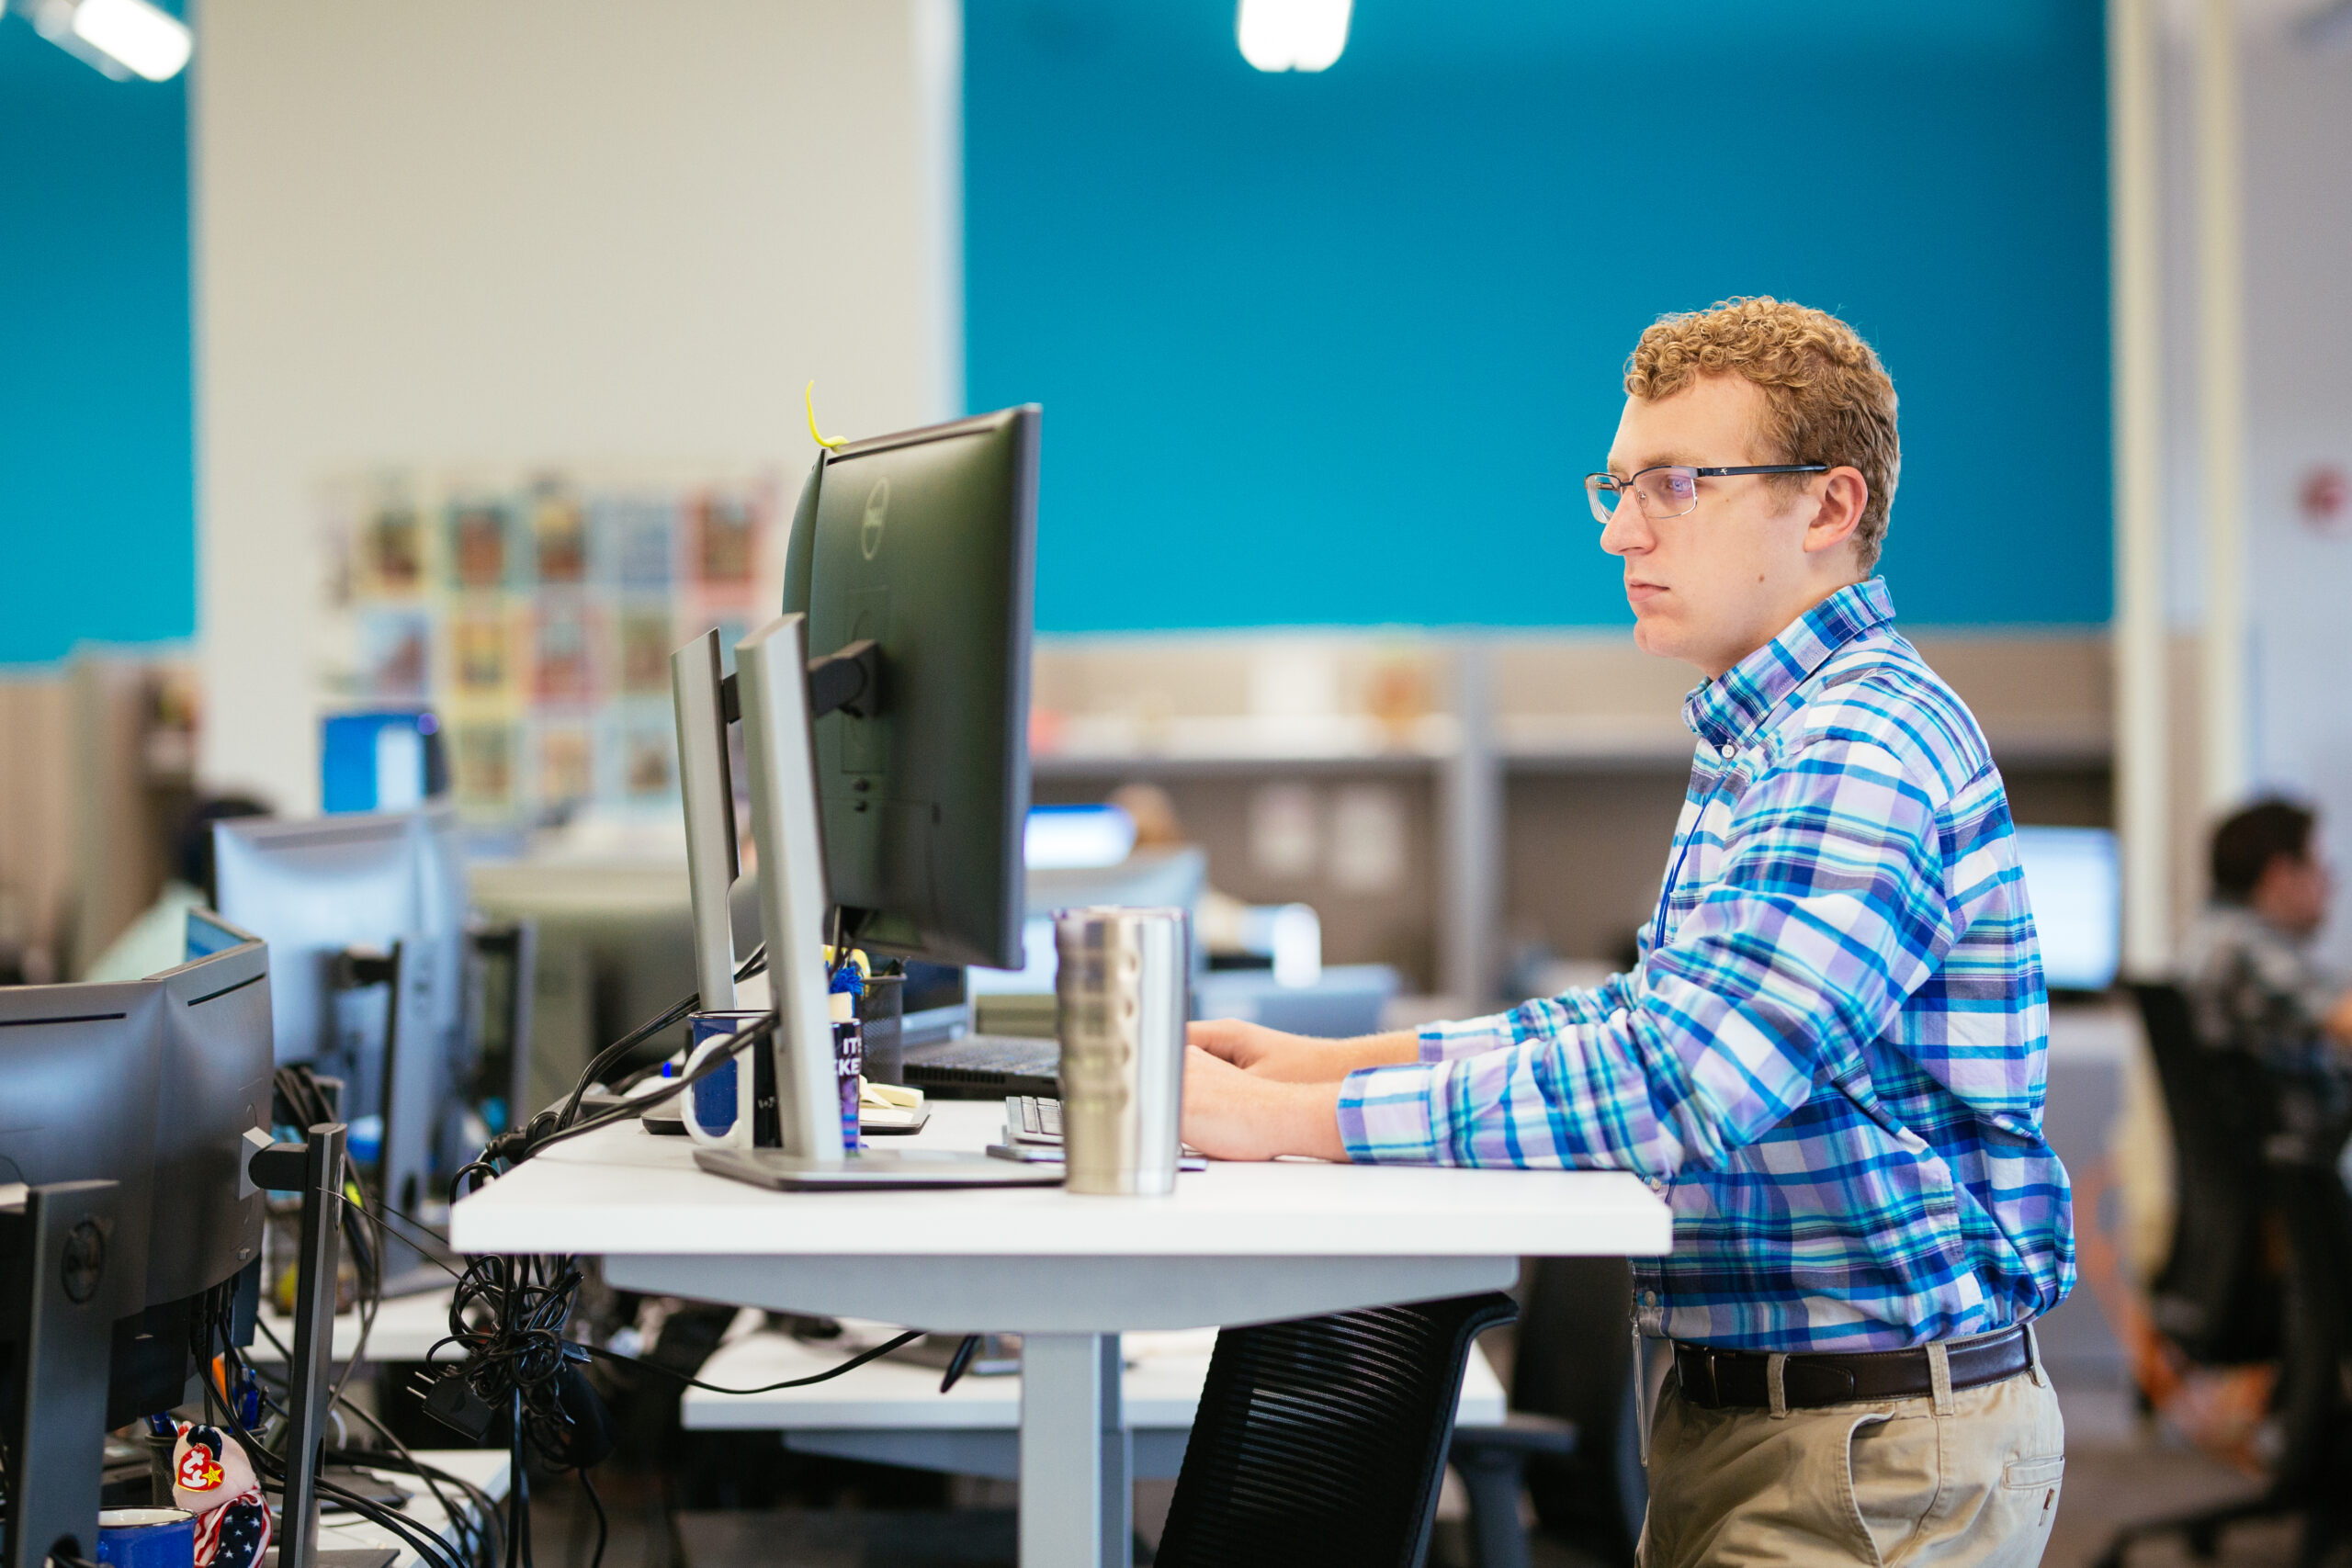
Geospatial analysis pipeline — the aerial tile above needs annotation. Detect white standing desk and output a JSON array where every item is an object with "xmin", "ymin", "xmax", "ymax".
[
  {"xmin": 249, "ymin": 1289, "xmax": 461, "ymax": 1366},
  {"xmin": 678, "ymin": 1325, "xmax": 1510, "ymax": 1481},
  {"xmin": 449, "ymin": 1100, "xmax": 1668, "ymax": 1568}
]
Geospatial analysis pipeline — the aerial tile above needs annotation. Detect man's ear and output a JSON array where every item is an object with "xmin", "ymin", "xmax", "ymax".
[{"xmin": 1801, "ymin": 467, "xmax": 1869, "ymax": 558}]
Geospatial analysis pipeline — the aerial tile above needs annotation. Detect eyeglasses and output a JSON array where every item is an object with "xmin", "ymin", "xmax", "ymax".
[{"xmin": 1584, "ymin": 464, "xmax": 1830, "ymax": 525}]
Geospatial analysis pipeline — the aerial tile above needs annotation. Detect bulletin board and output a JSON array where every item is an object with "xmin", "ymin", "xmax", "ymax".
[{"xmin": 321, "ymin": 470, "xmax": 782, "ymax": 824}]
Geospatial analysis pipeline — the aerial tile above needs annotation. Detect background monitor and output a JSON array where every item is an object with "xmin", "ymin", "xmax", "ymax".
[
  {"xmin": 213, "ymin": 809, "xmax": 467, "ymax": 1213},
  {"xmin": 0, "ymin": 921, "xmax": 273, "ymax": 1426},
  {"xmin": 321, "ymin": 709, "xmax": 447, "ymax": 815},
  {"xmin": 149, "ymin": 913, "xmax": 274, "ymax": 1305},
  {"xmin": 0, "ymin": 983, "xmax": 168, "ymax": 1313},
  {"xmin": 211, "ymin": 809, "xmax": 465, "ymax": 1067},
  {"xmin": 967, "ymin": 847, "xmax": 1213, "ymax": 998},
  {"xmin": 781, "ymin": 405, "xmax": 1040, "ymax": 970},
  {"xmin": 2013, "ymin": 825, "xmax": 2122, "ymax": 994}
]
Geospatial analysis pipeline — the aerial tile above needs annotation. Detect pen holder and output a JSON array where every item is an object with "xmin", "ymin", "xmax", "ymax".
[{"xmin": 859, "ymin": 971, "xmax": 905, "ymax": 1087}]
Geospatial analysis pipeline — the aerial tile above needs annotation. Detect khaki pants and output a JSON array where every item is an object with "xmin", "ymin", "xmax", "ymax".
[{"xmin": 1637, "ymin": 1361, "xmax": 2065, "ymax": 1568}]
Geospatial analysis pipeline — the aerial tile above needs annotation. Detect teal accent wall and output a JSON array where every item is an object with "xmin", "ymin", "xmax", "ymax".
[
  {"xmin": 967, "ymin": 1, "xmax": 2113, "ymax": 632},
  {"xmin": 0, "ymin": 14, "xmax": 193, "ymax": 666}
]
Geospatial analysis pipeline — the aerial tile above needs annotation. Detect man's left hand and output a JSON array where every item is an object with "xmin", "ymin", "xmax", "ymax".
[{"xmin": 1181, "ymin": 1046, "xmax": 1348, "ymax": 1162}]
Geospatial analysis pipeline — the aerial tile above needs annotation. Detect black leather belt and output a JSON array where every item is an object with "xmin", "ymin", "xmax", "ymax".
[{"xmin": 1672, "ymin": 1325, "xmax": 2032, "ymax": 1411}]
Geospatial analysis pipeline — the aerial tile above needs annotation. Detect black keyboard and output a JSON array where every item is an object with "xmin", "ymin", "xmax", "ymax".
[{"xmin": 900, "ymin": 1033, "xmax": 1059, "ymax": 1099}]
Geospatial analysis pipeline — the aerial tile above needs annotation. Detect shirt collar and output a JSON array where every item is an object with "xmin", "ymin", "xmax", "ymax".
[{"xmin": 1681, "ymin": 577, "xmax": 1896, "ymax": 749}]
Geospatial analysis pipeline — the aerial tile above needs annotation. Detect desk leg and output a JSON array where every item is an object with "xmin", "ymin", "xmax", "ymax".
[{"xmin": 1021, "ymin": 1332, "xmax": 1126, "ymax": 1567}]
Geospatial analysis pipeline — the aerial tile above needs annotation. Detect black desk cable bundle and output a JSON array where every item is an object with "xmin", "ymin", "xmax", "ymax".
[
  {"xmin": 190, "ymin": 1086, "xmax": 503, "ymax": 1568},
  {"xmin": 349, "ymin": 937, "xmax": 976, "ymax": 1567}
]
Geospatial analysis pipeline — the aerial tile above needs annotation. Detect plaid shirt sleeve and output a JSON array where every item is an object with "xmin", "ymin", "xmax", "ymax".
[
  {"xmin": 1339, "ymin": 733, "xmax": 1959, "ymax": 1175},
  {"xmin": 1417, "ymin": 971, "xmax": 1639, "ymax": 1063}
]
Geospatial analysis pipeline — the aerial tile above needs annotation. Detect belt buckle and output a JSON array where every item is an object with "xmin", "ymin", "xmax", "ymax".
[{"xmin": 1702, "ymin": 1348, "xmax": 1721, "ymax": 1406}]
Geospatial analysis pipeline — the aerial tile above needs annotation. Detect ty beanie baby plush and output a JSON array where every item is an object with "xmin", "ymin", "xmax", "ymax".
[{"xmin": 171, "ymin": 1423, "xmax": 271, "ymax": 1568}]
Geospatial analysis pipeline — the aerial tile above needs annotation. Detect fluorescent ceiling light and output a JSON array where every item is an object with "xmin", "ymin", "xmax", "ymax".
[
  {"xmin": 33, "ymin": 0, "xmax": 192, "ymax": 81},
  {"xmin": 1237, "ymin": 0, "xmax": 1352, "ymax": 73},
  {"xmin": 74, "ymin": 0, "xmax": 191, "ymax": 80}
]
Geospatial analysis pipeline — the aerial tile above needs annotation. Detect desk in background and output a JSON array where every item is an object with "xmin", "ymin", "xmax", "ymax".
[
  {"xmin": 680, "ymin": 1325, "xmax": 1507, "ymax": 1479},
  {"xmin": 298, "ymin": 1449, "xmax": 510, "ymax": 1568},
  {"xmin": 250, "ymin": 1289, "xmax": 461, "ymax": 1367}
]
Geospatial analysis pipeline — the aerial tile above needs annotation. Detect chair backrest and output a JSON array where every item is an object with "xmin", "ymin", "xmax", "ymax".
[
  {"xmin": 2130, "ymin": 980, "xmax": 2281, "ymax": 1364},
  {"xmin": 1510, "ymin": 1256, "xmax": 1645, "ymax": 1562},
  {"xmin": 1155, "ymin": 1292, "xmax": 1518, "ymax": 1568}
]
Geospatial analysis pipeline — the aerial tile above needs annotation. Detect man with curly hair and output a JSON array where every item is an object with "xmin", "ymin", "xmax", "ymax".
[{"xmin": 1183, "ymin": 298, "xmax": 2074, "ymax": 1566}]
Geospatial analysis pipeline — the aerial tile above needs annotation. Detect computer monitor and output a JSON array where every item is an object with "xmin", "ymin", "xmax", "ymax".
[
  {"xmin": 967, "ymin": 849, "xmax": 1212, "ymax": 999},
  {"xmin": 0, "ymin": 917, "xmax": 272, "ymax": 1420},
  {"xmin": 0, "ymin": 983, "xmax": 168, "ymax": 1314},
  {"xmin": 212, "ymin": 809, "xmax": 467, "ymax": 1214},
  {"xmin": 2013, "ymin": 825, "xmax": 2122, "ymax": 994},
  {"xmin": 782, "ymin": 404, "xmax": 1039, "ymax": 970},
  {"xmin": 151, "ymin": 912, "xmax": 275, "ymax": 1305},
  {"xmin": 1, "ymin": 918, "xmax": 272, "ymax": 1559},
  {"xmin": 677, "ymin": 407, "xmax": 1059, "ymax": 1190}
]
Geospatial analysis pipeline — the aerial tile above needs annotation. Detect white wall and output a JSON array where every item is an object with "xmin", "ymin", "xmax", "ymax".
[
  {"xmin": 195, "ymin": 0, "xmax": 961, "ymax": 813},
  {"xmin": 2240, "ymin": 26, "xmax": 2352, "ymax": 965},
  {"xmin": 2145, "ymin": 7, "xmax": 2352, "ymax": 963}
]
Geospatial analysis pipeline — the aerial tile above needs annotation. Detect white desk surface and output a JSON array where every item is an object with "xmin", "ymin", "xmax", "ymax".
[
  {"xmin": 311, "ymin": 1448, "xmax": 509, "ymax": 1566},
  {"xmin": 679, "ymin": 1326, "xmax": 1508, "ymax": 1433},
  {"xmin": 251, "ymin": 1289, "xmax": 460, "ymax": 1365},
  {"xmin": 448, "ymin": 1100, "xmax": 1668, "ymax": 1260}
]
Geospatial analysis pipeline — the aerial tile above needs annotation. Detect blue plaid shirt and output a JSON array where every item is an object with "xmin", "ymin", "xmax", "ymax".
[{"xmin": 1338, "ymin": 580, "xmax": 2074, "ymax": 1351}]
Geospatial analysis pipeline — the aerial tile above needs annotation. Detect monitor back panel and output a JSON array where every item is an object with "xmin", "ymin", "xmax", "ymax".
[
  {"xmin": 785, "ymin": 407, "xmax": 1038, "ymax": 970},
  {"xmin": 0, "ymin": 983, "xmax": 167, "ymax": 1311},
  {"xmin": 214, "ymin": 808, "xmax": 465, "ymax": 1064},
  {"xmin": 151, "ymin": 930, "xmax": 274, "ymax": 1303}
]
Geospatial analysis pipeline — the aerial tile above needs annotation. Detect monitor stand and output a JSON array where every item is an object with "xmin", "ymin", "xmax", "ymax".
[
  {"xmin": 693, "ymin": 1146, "xmax": 1063, "ymax": 1190},
  {"xmin": 710, "ymin": 615, "xmax": 1069, "ymax": 1196}
]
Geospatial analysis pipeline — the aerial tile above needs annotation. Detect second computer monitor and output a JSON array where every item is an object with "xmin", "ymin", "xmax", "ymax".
[
  {"xmin": 781, "ymin": 405, "xmax": 1039, "ymax": 971},
  {"xmin": 150, "ymin": 912, "xmax": 275, "ymax": 1305},
  {"xmin": 0, "ymin": 914, "xmax": 272, "ymax": 1315},
  {"xmin": 211, "ymin": 809, "xmax": 466, "ymax": 1067},
  {"xmin": 212, "ymin": 808, "xmax": 466, "ymax": 1213}
]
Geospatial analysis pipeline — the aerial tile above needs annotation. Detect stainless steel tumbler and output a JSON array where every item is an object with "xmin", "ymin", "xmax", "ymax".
[{"xmin": 1054, "ymin": 906, "xmax": 1190, "ymax": 1195}]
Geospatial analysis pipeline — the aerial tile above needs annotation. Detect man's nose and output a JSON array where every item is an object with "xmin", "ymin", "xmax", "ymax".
[{"xmin": 1600, "ymin": 501, "xmax": 1652, "ymax": 558}]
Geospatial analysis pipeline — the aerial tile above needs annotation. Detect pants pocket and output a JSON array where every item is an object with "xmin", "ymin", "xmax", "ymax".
[
  {"xmin": 2003, "ymin": 1455, "xmax": 2064, "ymax": 1490},
  {"xmin": 1845, "ymin": 1412, "xmax": 1935, "ymax": 1567},
  {"xmin": 2005, "ymin": 1454, "xmax": 2065, "ymax": 1542}
]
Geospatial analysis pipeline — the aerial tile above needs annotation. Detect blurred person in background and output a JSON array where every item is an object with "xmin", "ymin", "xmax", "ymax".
[
  {"xmin": 2185, "ymin": 798, "xmax": 2352, "ymax": 1122},
  {"xmin": 81, "ymin": 795, "xmax": 271, "ymax": 982}
]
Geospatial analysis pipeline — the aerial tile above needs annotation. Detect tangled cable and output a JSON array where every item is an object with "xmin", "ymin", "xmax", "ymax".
[
  {"xmin": 465, "ymin": 944, "xmax": 770, "ymax": 1179},
  {"xmin": 192, "ymin": 1280, "xmax": 497, "ymax": 1568}
]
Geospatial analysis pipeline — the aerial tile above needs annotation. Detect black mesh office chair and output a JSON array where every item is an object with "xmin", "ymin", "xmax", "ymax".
[
  {"xmin": 2135, "ymin": 982, "xmax": 2282, "ymax": 1366},
  {"xmin": 1155, "ymin": 1292, "xmax": 1520, "ymax": 1568},
  {"xmin": 1509, "ymin": 1256, "xmax": 1647, "ymax": 1566},
  {"xmin": 2094, "ymin": 981, "xmax": 2352, "ymax": 1567}
]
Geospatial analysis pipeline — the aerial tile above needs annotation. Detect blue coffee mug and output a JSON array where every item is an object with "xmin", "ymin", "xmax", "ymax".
[
  {"xmin": 96, "ymin": 1508, "xmax": 196, "ymax": 1568},
  {"xmin": 684, "ymin": 1010, "xmax": 768, "ymax": 1148}
]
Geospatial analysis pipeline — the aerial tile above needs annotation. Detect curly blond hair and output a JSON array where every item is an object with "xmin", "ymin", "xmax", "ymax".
[{"xmin": 1623, "ymin": 297, "xmax": 1900, "ymax": 570}]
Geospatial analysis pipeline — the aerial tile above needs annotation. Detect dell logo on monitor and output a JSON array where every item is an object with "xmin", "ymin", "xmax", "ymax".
[{"xmin": 861, "ymin": 479, "xmax": 890, "ymax": 559}]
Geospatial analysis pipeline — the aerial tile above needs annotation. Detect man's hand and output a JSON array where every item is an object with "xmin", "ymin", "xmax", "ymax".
[
  {"xmin": 1186, "ymin": 1019, "xmax": 1419, "ymax": 1083},
  {"xmin": 1181, "ymin": 1046, "xmax": 1348, "ymax": 1162}
]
